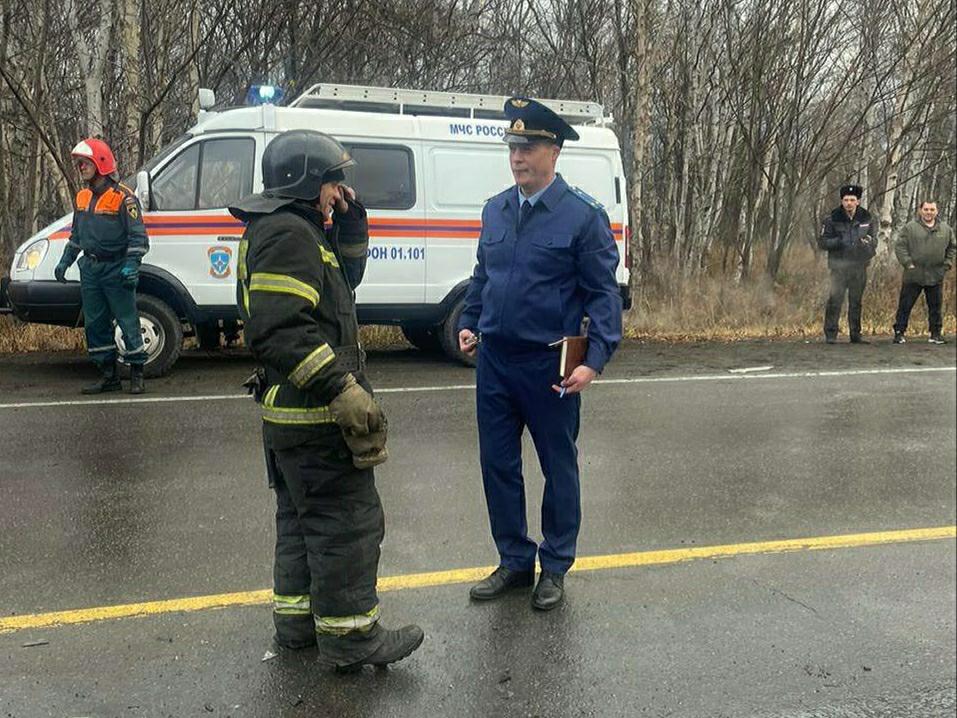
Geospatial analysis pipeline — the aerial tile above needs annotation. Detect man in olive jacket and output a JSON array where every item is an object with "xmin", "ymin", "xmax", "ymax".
[
  {"xmin": 893, "ymin": 200, "xmax": 956, "ymax": 344},
  {"xmin": 818, "ymin": 184, "xmax": 878, "ymax": 343}
]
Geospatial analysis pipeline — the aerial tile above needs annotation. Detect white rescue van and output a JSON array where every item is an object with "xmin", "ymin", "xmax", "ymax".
[{"xmin": 1, "ymin": 84, "xmax": 631, "ymax": 375}]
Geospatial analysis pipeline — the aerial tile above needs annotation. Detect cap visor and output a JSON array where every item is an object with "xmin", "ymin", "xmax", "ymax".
[{"xmin": 503, "ymin": 133, "xmax": 555, "ymax": 146}]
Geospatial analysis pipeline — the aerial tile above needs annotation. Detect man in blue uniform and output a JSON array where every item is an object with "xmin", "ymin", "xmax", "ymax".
[
  {"xmin": 458, "ymin": 97, "xmax": 622, "ymax": 610},
  {"xmin": 54, "ymin": 138, "xmax": 150, "ymax": 393}
]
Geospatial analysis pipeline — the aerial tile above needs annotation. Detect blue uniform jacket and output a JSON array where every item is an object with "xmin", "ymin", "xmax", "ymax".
[{"xmin": 459, "ymin": 174, "xmax": 622, "ymax": 372}]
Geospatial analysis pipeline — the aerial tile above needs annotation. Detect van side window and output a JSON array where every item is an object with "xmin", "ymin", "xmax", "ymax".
[
  {"xmin": 342, "ymin": 145, "xmax": 415, "ymax": 210},
  {"xmin": 197, "ymin": 138, "xmax": 255, "ymax": 209},
  {"xmin": 151, "ymin": 138, "xmax": 255, "ymax": 211}
]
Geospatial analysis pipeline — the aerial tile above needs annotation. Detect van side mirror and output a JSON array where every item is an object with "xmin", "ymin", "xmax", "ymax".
[
  {"xmin": 135, "ymin": 170, "xmax": 151, "ymax": 211},
  {"xmin": 199, "ymin": 88, "xmax": 216, "ymax": 111}
]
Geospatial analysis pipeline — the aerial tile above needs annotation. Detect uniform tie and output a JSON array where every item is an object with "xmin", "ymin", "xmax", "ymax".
[{"xmin": 519, "ymin": 200, "xmax": 533, "ymax": 229}]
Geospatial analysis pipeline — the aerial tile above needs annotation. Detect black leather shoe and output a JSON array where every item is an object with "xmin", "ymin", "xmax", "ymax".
[
  {"xmin": 469, "ymin": 566, "xmax": 534, "ymax": 601},
  {"xmin": 849, "ymin": 335, "xmax": 870, "ymax": 344},
  {"xmin": 532, "ymin": 571, "xmax": 564, "ymax": 611}
]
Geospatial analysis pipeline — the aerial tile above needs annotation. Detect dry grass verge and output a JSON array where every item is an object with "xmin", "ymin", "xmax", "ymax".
[
  {"xmin": 0, "ymin": 317, "xmax": 409, "ymax": 355},
  {"xmin": 2, "ymin": 258, "xmax": 954, "ymax": 354},
  {"xmin": 626, "ymin": 257, "xmax": 956, "ymax": 341}
]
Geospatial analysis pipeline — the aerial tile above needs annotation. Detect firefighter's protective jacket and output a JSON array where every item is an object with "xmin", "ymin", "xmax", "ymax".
[{"xmin": 231, "ymin": 196, "xmax": 370, "ymax": 449}]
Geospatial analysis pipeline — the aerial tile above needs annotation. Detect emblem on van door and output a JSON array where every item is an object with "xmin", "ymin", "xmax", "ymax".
[{"xmin": 208, "ymin": 246, "xmax": 233, "ymax": 278}]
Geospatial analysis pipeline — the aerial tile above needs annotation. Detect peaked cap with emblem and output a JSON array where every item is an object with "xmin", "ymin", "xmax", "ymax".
[
  {"xmin": 503, "ymin": 96, "xmax": 579, "ymax": 147},
  {"xmin": 839, "ymin": 184, "xmax": 863, "ymax": 199}
]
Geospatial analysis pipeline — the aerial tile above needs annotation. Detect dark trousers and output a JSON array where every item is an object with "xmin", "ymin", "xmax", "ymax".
[
  {"xmin": 79, "ymin": 256, "xmax": 146, "ymax": 368},
  {"xmin": 894, "ymin": 282, "xmax": 943, "ymax": 335},
  {"xmin": 476, "ymin": 339, "xmax": 582, "ymax": 575},
  {"xmin": 824, "ymin": 263, "xmax": 868, "ymax": 338},
  {"xmin": 265, "ymin": 429, "xmax": 384, "ymax": 645}
]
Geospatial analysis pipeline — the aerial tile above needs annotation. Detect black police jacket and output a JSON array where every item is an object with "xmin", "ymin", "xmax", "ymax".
[
  {"xmin": 818, "ymin": 206, "xmax": 878, "ymax": 266},
  {"xmin": 230, "ymin": 195, "xmax": 370, "ymax": 449}
]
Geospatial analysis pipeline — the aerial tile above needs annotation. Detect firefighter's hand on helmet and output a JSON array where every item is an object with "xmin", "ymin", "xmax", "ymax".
[
  {"xmin": 334, "ymin": 184, "xmax": 357, "ymax": 215},
  {"xmin": 330, "ymin": 373, "xmax": 388, "ymax": 469},
  {"xmin": 54, "ymin": 260, "xmax": 70, "ymax": 283},
  {"xmin": 120, "ymin": 258, "xmax": 140, "ymax": 288}
]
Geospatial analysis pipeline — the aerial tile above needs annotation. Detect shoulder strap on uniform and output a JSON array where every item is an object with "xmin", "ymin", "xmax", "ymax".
[{"xmin": 569, "ymin": 185, "xmax": 604, "ymax": 211}]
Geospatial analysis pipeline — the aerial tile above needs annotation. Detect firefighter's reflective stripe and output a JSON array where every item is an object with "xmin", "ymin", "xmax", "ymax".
[
  {"xmin": 273, "ymin": 593, "xmax": 311, "ymax": 615},
  {"xmin": 314, "ymin": 605, "xmax": 380, "ymax": 636},
  {"xmin": 289, "ymin": 343, "xmax": 336, "ymax": 388},
  {"xmin": 262, "ymin": 385, "xmax": 335, "ymax": 425},
  {"xmin": 237, "ymin": 238, "xmax": 250, "ymax": 314},
  {"xmin": 248, "ymin": 272, "xmax": 319, "ymax": 307},
  {"xmin": 318, "ymin": 245, "xmax": 340, "ymax": 268}
]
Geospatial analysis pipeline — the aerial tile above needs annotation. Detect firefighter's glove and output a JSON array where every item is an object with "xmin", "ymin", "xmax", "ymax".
[
  {"xmin": 54, "ymin": 260, "xmax": 70, "ymax": 283},
  {"xmin": 120, "ymin": 259, "xmax": 140, "ymax": 288},
  {"xmin": 330, "ymin": 374, "xmax": 388, "ymax": 469},
  {"xmin": 242, "ymin": 368, "xmax": 267, "ymax": 403}
]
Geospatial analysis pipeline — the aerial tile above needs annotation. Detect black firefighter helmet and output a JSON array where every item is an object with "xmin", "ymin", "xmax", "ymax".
[{"xmin": 262, "ymin": 129, "xmax": 355, "ymax": 201}]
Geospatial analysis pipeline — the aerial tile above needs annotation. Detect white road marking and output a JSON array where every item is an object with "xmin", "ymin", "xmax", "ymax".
[{"xmin": 0, "ymin": 365, "xmax": 952, "ymax": 411}]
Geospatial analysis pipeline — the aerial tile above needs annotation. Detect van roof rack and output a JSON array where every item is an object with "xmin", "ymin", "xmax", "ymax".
[{"xmin": 289, "ymin": 83, "xmax": 609, "ymax": 125}]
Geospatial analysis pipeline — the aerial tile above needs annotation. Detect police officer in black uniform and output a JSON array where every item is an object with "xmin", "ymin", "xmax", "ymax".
[
  {"xmin": 230, "ymin": 130, "xmax": 423, "ymax": 671},
  {"xmin": 458, "ymin": 98, "xmax": 622, "ymax": 611},
  {"xmin": 818, "ymin": 184, "xmax": 878, "ymax": 344}
]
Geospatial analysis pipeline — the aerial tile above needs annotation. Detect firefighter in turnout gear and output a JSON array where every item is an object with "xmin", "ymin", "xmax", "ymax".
[
  {"xmin": 55, "ymin": 138, "xmax": 149, "ymax": 393},
  {"xmin": 230, "ymin": 130, "xmax": 423, "ymax": 671}
]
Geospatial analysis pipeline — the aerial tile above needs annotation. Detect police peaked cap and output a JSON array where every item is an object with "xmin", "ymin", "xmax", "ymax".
[
  {"xmin": 840, "ymin": 184, "xmax": 863, "ymax": 199},
  {"xmin": 503, "ymin": 97, "xmax": 579, "ymax": 147}
]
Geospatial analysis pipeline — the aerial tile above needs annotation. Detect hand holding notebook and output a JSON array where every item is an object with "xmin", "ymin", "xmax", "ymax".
[{"xmin": 549, "ymin": 335, "xmax": 596, "ymax": 396}]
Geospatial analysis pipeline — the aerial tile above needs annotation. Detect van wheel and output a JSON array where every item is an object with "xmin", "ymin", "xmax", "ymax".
[
  {"xmin": 115, "ymin": 294, "xmax": 184, "ymax": 378},
  {"xmin": 438, "ymin": 296, "xmax": 476, "ymax": 367},
  {"xmin": 401, "ymin": 325, "xmax": 442, "ymax": 353}
]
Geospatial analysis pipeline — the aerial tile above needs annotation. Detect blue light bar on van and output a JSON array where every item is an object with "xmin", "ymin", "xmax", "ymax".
[{"xmin": 246, "ymin": 85, "xmax": 284, "ymax": 105}]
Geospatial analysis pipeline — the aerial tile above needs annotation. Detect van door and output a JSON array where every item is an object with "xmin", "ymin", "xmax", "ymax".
[
  {"xmin": 340, "ymin": 142, "xmax": 425, "ymax": 305},
  {"xmin": 554, "ymin": 149, "xmax": 627, "ymax": 284},
  {"xmin": 425, "ymin": 143, "xmax": 513, "ymax": 305},
  {"xmin": 146, "ymin": 134, "xmax": 259, "ymax": 308}
]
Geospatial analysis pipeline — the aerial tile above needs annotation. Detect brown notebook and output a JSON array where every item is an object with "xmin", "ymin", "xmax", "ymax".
[{"xmin": 552, "ymin": 336, "xmax": 588, "ymax": 381}]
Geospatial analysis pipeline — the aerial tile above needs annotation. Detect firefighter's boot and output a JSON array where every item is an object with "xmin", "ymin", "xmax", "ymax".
[{"xmin": 319, "ymin": 623, "xmax": 424, "ymax": 672}]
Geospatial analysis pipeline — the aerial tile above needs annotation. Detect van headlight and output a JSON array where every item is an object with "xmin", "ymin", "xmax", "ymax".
[{"xmin": 16, "ymin": 239, "xmax": 49, "ymax": 271}]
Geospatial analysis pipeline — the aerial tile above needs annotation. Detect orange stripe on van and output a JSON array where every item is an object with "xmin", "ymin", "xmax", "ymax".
[{"xmin": 46, "ymin": 216, "xmax": 623, "ymax": 241}]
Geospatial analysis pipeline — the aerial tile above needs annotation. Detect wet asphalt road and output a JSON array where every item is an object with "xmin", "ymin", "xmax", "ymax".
[{"xmin": 0, "ymin": 339, "xmax": 955, "ymax": 718}]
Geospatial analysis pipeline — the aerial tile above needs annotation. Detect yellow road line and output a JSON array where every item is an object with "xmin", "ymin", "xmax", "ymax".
[{"xmin": 2, "ymin": 525, "xmax": 953, "ymax": 634}]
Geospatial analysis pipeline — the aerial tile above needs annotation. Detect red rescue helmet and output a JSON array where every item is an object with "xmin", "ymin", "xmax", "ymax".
[{"xmin": 71, "ymin": 138, "xmax": 117, "ymax": 176}]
